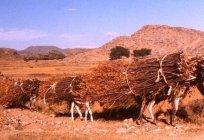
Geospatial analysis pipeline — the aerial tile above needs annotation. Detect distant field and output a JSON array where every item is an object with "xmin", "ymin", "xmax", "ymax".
[{"xmin": 0, "ymin": 60, "xmax": 99, "ymax": 80}]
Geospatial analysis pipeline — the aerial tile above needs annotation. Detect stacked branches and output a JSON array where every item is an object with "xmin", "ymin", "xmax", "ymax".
[
  {"xmin": 38, "ymin": 77, "xmax": 63, "ymax": 104},
  {"xmin": 0, "ymin": 79, "xmax": 40, "ymax": 108},
  {"xmin": 0, "ymin": 79, "xmax": 17, "ymax": 107},
  {"xmin": 0, "ymin": 77, "xmax": 13, "ymax": 98},
  {"xmin": 199, "ymin": 57, "xmax": 204, "ymax": 76},
  {"xmin": 196, "ymin": 57, "xmax": 204, "ymax": 94},
  {"xmin": 127, "ymin": 52, "xmax": 192, "ymax": 100},
  {"xmin": 84, "ymin": 60, "xmax": 136, "ymax": 110},
  {"xmin": 83, "ymin": 52, "xmax": 193, "ymax": 110},
  {"xmin": 53, "ymin": 76, "xmax": 85, "ymax": 103},
  {"xmin": 39, "ymin": 76, "xmax": 87, "ymax": 106}
]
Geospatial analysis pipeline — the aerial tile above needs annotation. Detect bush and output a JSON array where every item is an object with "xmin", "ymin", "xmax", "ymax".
[
  {"xmin": 133, "ymin": 48, "xmax": 151, "ymax": 57},
  {"xmin": 110, "ymin": 46, "xmax": 130, "ymax": 60}
]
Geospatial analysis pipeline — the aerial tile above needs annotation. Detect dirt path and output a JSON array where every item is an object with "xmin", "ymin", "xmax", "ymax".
[{"xmin": 1, "ymin": 108, "xmax": 204, "ymax": 140}]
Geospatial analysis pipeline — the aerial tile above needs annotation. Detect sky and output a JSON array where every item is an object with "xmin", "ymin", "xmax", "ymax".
[{"xmin": 0, "ymin": 0, "xmax": 204, "ymax": 50}]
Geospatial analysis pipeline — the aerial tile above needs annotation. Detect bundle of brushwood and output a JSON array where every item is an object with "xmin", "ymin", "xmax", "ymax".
[
  {"xmin": 39, "ymin": 76, "xmax": 87, "ymax": 105},
  {"xmin": 0, "ymin": 77, "xmax": 12, "ymax": 95},
  {"xmin": 84, "ymin": 60, "xmax": 136, "ymax": 110},
  {"xmin": 53, "ymin": 76, "xmax": 86, "ymax": 103},
  {"xmin": 199, "ymin": 57, "xmax": 204, "ymax": 73},
  {"xmin": 0, "ymin": 79, "xmax": 40, "ymax": 108},
  {"xmin": 127, "ymin": 52, "xmax": 192, "ymax": 98},
  {"xmin": 84, "ymin": 52, "xmax": 192, "ymax": 110},
  {"xmin": 196, "ymin": 56, "xmax": 204, "ymax": 94},
  {"xmin": 0, "ymin": 79, "xmax": 15, "ymax": 106},
  {"xmin": 38, "ymin": 76, "xmax": 62, "ymax": 104}
]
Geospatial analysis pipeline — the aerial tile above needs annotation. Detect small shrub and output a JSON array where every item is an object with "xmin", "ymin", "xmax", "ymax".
[
  {"xmin": 133, "ymin": 48, "xmax": 151, "ymax": 57},
  {"xmin": 110, "ymin": 46, "xmax": 130, "ymax": 60}
]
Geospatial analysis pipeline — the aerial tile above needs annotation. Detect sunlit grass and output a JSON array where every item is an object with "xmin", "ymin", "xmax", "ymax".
[{"xmin": 0, "ymin": 60, "xmax": 99, "ymax": 80}]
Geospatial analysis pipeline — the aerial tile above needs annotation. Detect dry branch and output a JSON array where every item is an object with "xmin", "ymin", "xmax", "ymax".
[{"xmin": 0, "ymin": 79, "xmax": 40, "ymax": 108}]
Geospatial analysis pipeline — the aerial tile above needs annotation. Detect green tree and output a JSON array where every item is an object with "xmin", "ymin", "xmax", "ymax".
[
  {"xmin": 133, "ymin": 48, "xmax": 151, "ymax": 57},
  {"xmin": 110, "ymin": 46, "xmax": 130, "ymax": 60}
]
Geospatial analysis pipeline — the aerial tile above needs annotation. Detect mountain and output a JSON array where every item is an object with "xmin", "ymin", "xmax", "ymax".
[
  {"xmin": 65, "ymin": 48, "xmax": 93, "ymax": 57},
  {"xmin": 0, "ymin": 48, "xmax": 22, "ymax": 60},
  {"xmin": 19, "ymin": 46, "xmax": 64, "ymax": 54},
  {"xmin": 19, "ymin": 46, "xmax": 91, "ymax": 58},
  {"xmin": 66, "ymin": 25, "xmax": 204, "ymax": 62},
  {"xmin": 0, "ymin": 45, "xmax": 94, "ymax": 61}
]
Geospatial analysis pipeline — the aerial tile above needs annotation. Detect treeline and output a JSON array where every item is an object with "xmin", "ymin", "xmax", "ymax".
[{"xmin": 24, "ymin": 50, "xmax": 66, "ymax": 62}]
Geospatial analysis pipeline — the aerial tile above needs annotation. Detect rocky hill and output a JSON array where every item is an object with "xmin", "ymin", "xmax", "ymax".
[
  {"xmin": 0, "ymin": 46, "xmax": 93, "ymax": 61},
  {"xmin": 19, "ymin": 46, "xmax": 90, "ymax": 58},
  {"xmin": 65, "ymin": 48, "xmax": 93, "ymax": 57},
  {"xmin": 66, "ymin": 25, "xmax": 204, "ymax": 62},
  {"xmin": 0, "ymin": 48, "xmax": 22, "ymax": 60},
  {"xmin": 19, "ymin": 46, "xmax": 64, "ymax": 54}
]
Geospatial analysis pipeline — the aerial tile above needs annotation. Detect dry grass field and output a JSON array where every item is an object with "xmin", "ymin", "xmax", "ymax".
[{"xmin": 0, "ymin": 60, "xmax": 99, "ymax": 80}]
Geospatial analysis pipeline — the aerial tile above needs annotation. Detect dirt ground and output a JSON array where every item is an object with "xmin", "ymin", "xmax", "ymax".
[
  {"xmin": 0, "ymin": 107, "xmax": 204, "ymax": 140},
  {"xmin": 1, "ymin": 88, "xmax": 204, "ymax": 140}
]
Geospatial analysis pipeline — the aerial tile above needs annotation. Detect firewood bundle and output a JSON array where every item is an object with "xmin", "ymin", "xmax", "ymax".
[
  {"xmin": 196, "ymin": 57, "xmax": 204, "ymax": 95},
  {"xmin": 39, "ymin": 76, "xmax": 87, "ymax": 104},
  {"xmin": 199, "ymin": 58, "xmax": 204, "ymax": 76},
  {"xmin": 84, "ymin": 61, "xmax": 136, "ymax": 110},
  {"xmin": 0, "ymin": 79, "xmax": 40, "ymax": 108},
  {"xmin": 127, "ymin": 52, "xmax": 191, "ymax": 97},
  {"xmin": 0, "ymin": 78, "xmax": 12, "ymax": 95},
  {"xmin": 38, "ymin": 77, "xmax": 63, "ymax": 103},
  {"xmin": 84, "ymin": 52, "xmax": 193, "ymax": 110},
  {"xmin": 20, "ymin": 79, "xmax": 40, "ymax": 96},
  {"xmin": 53, "ymin": 76, "xmax": 85, "ymax": 103}
]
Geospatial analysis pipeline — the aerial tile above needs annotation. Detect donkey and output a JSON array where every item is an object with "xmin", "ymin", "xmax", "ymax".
[
  {"xmin": 136, "ymin": 56, "xmax": 204, "ymax": 126},
  {"xmin": 16, "ymin": 79, "xmax": 41, "ymax": 110},
  {"xmin": 135, "ymin": 82, "xmax": 190, "ymax": 126},
  {"xmin": 67, "ymin": 76, "xmax": 94, "ymax": 122},
  {"xmin": 43, "ymin": 76, "xmax": 94, "ymax": 122}
]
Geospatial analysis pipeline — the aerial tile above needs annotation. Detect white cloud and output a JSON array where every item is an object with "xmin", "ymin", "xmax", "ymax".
[
  {"xmin": 64, "ymin": 8, "xmax": 77, "ymax": 12},
  {"xmin": 0, "ymin": 29, "xmax": 47, "ymax": 41},
  {"xmin": 59, "ymin": 33, "xmax": 83, "ymax": 41}
]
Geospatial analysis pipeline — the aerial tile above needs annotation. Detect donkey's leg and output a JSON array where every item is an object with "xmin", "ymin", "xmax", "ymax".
[
  {"xmin": 136, "ymin": 97, "xmax": 146, "ymax": 125},
  {"xmin": 85, "ymin": 102, "xmax": 93, "ymax": 122},
  {"xmin": 170, "ymin": 97, "xmax": 180, "ymax": 126},
  {"xmin": 148, "ymin": 100, "xmax": 156, "ymax": 124},
  {"xmin": 70, "ymin": 102, "xmax": 75, "ymax": 121},
  {"xmin": 75, "ymin": 105, "xmax": 83, "ymax": 120},
  {"xmin": 85, "ymin": 107, "xmax": 89, "ymax": 122},
  {"xmin": 29, "ymin": 97, "xmax": 36, "ymax": 111}
]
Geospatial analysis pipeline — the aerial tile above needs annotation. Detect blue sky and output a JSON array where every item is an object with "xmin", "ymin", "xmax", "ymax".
[{"xmin": 0, "ymin": 0, "xmax": 204, "ymax": 50}]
